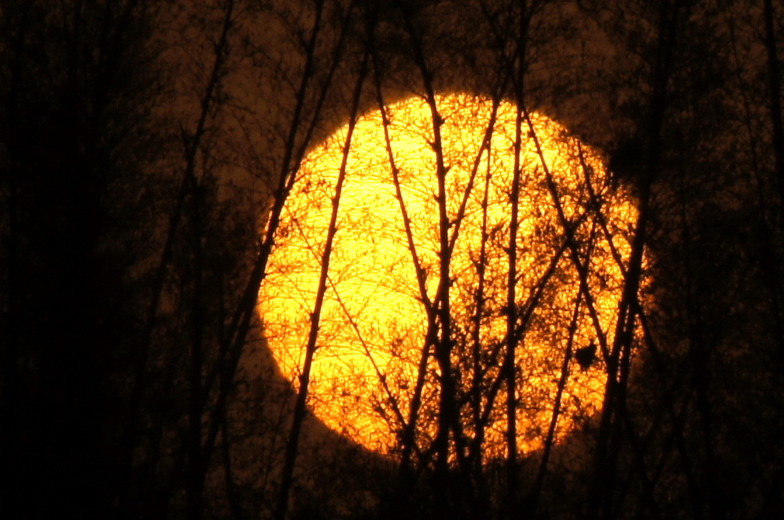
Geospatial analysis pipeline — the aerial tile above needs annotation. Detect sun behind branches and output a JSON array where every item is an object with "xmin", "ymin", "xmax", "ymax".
[{"xmin": 259, "ymin": 93, "xmax": 637, "ymax": 457}]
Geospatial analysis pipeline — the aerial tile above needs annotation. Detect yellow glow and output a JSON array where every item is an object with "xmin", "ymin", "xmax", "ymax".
[{"xmin": 259, "ymin": 94, "xmax": 637, "ymax": 456}]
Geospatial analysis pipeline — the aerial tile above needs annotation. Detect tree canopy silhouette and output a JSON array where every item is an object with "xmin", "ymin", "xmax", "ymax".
[{"xmin": 2, "ymin": 1, "xmax": 783, "ymax": 519}]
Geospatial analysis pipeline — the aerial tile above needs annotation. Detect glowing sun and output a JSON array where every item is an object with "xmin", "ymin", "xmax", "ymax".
[{"xmin": 259, "ymin": 93, "xmax": 637, "ymax": 456}]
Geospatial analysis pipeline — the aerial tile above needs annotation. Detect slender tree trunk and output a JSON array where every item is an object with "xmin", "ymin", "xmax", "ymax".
[
  {"xmin": 468, "ymin": 137, "xmax": 494, "ymax": 497},
  {"xmin": 504, "ymin": 98, "xmax": 524, "ymax": 520},
  {"xmin": 531, "ymin": 287, "xmax": 582, "ymax": 514},
  {"xmin": 123, "ymin": 6, "xmax": 236, "ymax": 508},
  {"xmin": 395, "ymin": 5, "xmax": 471, "ymax": 514},
  {"xmin": 586, "ymin": 2, "xmax": 685, "ymax": 517},
  {"xmin": 186, "ymin": 182, "xmax": 208, "ymax": 520},
  {"xmin": 499, "ymin": 4, "xmax": 532, "ymax": 511},
  {"xmin": 274, "ymin": 36, "xmax": 369, "ymax": 520},
  {"xmin": 763, "ymin": 0, "xmax": 784, "ymax": 223},
  {"xmin": 370, "ymin": 40, "xmax": 434, "ymax": 483}
]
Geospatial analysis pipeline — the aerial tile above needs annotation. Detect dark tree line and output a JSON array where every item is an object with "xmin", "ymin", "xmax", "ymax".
[{"xmin": 1, "ymin": 0, "xmax": 783, "ymax": 519}]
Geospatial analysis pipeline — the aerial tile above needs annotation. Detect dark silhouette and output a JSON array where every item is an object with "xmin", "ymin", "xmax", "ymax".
[
  {"xmin": 2, "ymin": 0, "xmax": 783, "ymax": 519},
  {"xmin": 575, "ymin": 342, "xmax": 597, "ymax": 371}
]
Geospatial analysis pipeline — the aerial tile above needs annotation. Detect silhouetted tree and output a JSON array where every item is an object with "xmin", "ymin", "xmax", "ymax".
[{"xmin": 4, "ymin": 1, "xmax": 784, "ymax": 519}]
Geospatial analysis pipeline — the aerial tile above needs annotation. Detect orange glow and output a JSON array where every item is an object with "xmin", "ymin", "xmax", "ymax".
[{"xmin": 259, "ymin": 94, "xmax": 638, "ymax": 456}]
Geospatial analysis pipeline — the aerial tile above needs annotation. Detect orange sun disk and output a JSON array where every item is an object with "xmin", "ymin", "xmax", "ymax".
[{"xmin": 259, "ymin": 93, "xmax": 637, "ymax": 457}]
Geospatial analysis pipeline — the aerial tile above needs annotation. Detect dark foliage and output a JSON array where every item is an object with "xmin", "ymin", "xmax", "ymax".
[{"xmin": 1, "ymin": 0, "xmax": 783, "ymax": 519}]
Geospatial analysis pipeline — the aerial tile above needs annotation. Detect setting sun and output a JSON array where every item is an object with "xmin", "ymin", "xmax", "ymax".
[{"xmin": 259, "ymin": 93, "xmax": 637, "ymax": 456}]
